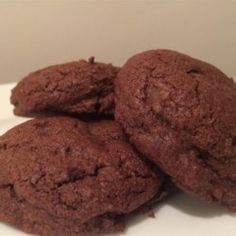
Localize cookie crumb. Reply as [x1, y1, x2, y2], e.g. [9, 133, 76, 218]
[88, 56, 95, 64]
[148, 212, 156, 218]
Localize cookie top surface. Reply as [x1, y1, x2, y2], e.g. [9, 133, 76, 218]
[11, 58, 119, 116]
[0, 117, 164, 235]
[115, 49, 236, 209]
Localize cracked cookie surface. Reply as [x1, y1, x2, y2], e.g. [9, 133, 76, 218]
[11, 58, 119, 116]
[115, 49, 236, 210]
[0, 117, 165, 236]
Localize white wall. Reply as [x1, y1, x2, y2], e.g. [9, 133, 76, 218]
[0, 0, 235, 83]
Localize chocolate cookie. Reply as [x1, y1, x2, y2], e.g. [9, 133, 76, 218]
[11, 58, 119, 116]
[115, 49, 236, 210]
[0, 117, 166, 236]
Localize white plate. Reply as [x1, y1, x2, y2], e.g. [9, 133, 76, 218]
[0, 83, 235, 236]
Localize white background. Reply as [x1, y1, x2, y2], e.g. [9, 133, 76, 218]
[0, 0, 235, 83]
